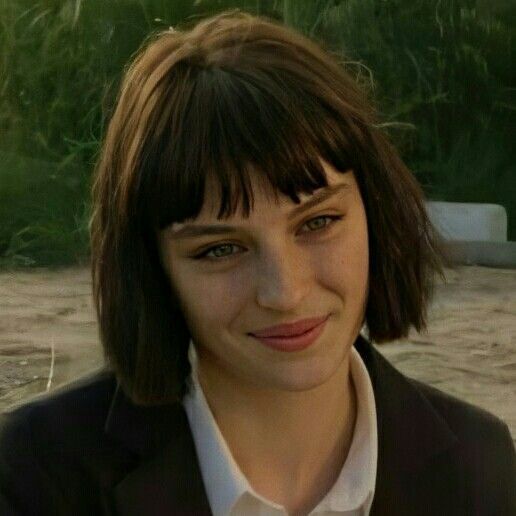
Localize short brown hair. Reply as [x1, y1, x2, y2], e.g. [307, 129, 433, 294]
[90, 10, 451, 405]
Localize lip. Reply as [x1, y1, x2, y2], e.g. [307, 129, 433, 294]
[250, 316, 329, 338]
[249, 316, 329, 352]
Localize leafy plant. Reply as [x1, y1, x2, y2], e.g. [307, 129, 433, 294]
[0, 0, 514, 267]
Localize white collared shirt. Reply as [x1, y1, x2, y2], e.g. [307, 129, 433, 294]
[182, 339, 378, 516]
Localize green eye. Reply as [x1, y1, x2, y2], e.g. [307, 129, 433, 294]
[302, 215, 343, 233]
[193, 214, 343, 261]
[194, 243, 243, 260]
[208, 244, 238, 258]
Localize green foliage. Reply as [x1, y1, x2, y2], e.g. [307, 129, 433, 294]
[0, 151, 90, 267]
[305, 0, 515, 236]
[0, 0, 514, 267]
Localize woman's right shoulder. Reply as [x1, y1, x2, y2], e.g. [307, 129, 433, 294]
[0, 367, 117, 445]
[0, 367, 118, 462]
[0, 368, 119, 515]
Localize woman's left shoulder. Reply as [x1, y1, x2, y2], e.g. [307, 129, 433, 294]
[410, 378, 515, 513]
[410, 378, 515, 472]
[411, 378, 511, 436]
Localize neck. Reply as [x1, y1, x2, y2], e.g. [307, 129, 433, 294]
[197, 351, 357, 512]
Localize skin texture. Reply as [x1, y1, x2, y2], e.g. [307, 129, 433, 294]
[158, 160, 369, 514]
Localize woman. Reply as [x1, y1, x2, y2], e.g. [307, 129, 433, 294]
[0, 10, 514, 516]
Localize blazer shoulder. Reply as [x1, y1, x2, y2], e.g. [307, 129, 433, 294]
[409, 377, 516, 513]
[409, 377, 512, 439]
[0, 367, 117, 453]
[3, 366, 115, 420]
[0, 368, 118, 515]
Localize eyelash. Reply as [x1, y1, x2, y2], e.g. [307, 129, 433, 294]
[192, 214, 344, 261]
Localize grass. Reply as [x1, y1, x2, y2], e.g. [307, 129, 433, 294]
[0, 0, 514, 267]
[0, 151, 90, 267]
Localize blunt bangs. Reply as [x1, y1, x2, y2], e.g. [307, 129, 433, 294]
[143, 60, 358, 231]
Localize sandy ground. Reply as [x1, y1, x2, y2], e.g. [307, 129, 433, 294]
[0, 265, 515, 442]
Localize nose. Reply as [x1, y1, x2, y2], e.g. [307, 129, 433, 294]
[254, 244, 311, 312]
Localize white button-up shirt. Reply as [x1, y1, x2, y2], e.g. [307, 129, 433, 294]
[183, 338, 378, 516]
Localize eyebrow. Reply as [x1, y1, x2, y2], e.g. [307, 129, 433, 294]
[166, 182, 352, 240]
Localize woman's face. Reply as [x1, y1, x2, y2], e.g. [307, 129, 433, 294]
[158, 160, 369, 394]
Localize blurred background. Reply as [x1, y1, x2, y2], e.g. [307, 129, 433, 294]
[0, 0, 514, 267]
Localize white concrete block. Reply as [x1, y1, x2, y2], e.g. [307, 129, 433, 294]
[425, 201, 507, 242]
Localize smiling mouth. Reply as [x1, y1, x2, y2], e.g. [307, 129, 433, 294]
[248, 316, 329, 352]
[259, 326, 315, 339]
[249, 315, 329, 338]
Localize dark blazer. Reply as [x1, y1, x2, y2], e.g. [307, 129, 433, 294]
[0, 335, 514, 516]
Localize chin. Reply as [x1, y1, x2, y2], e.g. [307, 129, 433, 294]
[267, 360, 343, 392]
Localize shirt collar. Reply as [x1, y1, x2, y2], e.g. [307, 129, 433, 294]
[182, 338, 378, 515]
[183, 342, 251, 515]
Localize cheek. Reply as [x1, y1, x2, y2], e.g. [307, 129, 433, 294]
[170, 266, 246, 330]
[315, 226, 369, 295]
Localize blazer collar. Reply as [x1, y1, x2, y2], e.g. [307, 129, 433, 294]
[103, 383, 211, 515]
[353, 336, 461, 514]
[104, 334, 458, 515]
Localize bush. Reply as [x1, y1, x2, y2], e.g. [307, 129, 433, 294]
[0, 0, 514, 266]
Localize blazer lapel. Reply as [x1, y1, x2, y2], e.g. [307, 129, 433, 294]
[103, 335, 463, 516]
[104, 383, 212, 516]
[354, 335, 464, 515]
